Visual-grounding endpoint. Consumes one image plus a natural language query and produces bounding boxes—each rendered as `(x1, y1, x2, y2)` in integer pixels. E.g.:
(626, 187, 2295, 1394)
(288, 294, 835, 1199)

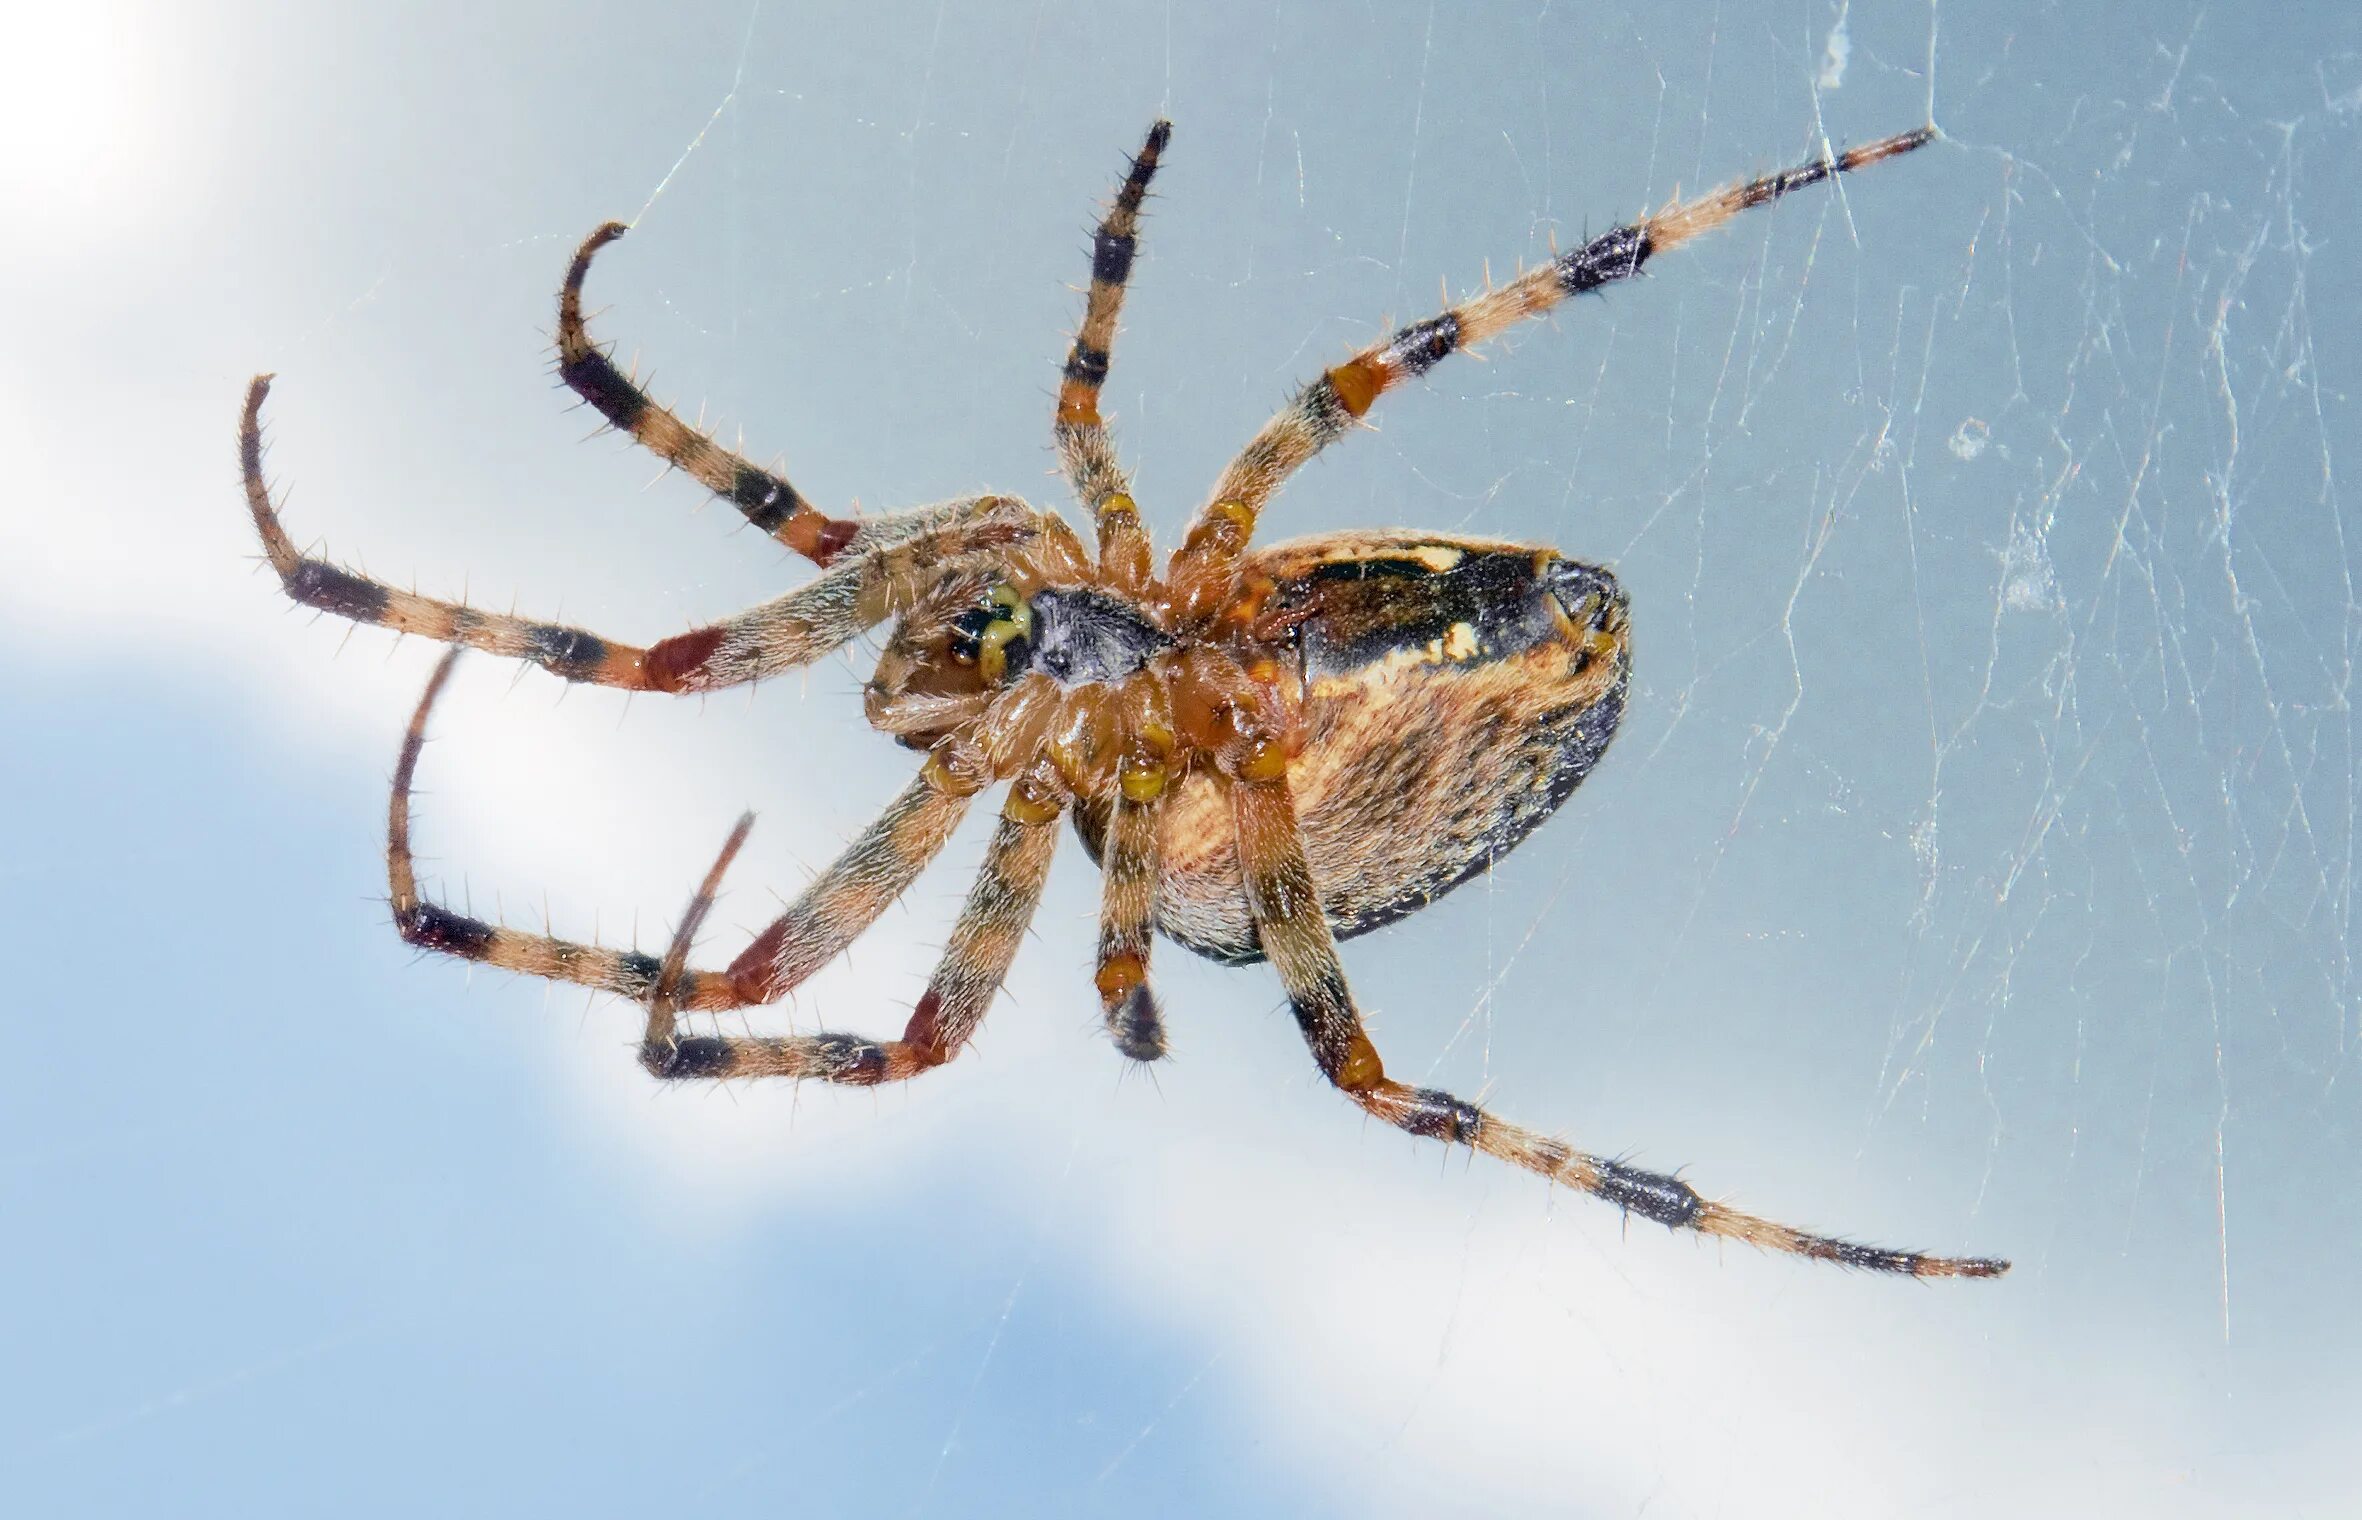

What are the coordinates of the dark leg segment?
(245, 378, 654, 688)
(1174, 128, 1938, 612)
(242, 377, 1032, 692)
(386, 649, 745, 1003)
(704, 767, 975, 1011)
(1054, 120, 1171, 589)
(558, 223, 861, 566)
(644, 781, 1067, 1084)
(1228, 768, 2007, 1280)
(1094, 788, 1168, 1061)
(383, 649, 974, 1022)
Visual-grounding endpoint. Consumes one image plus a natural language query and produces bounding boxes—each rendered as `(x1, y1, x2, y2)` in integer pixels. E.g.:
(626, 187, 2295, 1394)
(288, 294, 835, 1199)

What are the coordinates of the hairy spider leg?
(385, 649, 978, 1017)
(387, 649, 679, 998)
(1094, 786, 1169, 1061)
(243, 377, 1032, 692)
(1228, 768, 2009, 1280)
(648, 806, 756, 1026)
(1170, 127, 1938, 620)
(1055, 119, 1172, 591)
(645, 781, 1068, 1084)
(712, 767, 974, 1010)
(558, 222, 863, 566)
(1087, 668, 1180, 1060)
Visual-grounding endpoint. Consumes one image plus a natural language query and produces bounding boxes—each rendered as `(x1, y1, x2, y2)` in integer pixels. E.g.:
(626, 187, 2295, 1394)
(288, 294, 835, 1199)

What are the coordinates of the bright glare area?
(0, 4, 189, 252)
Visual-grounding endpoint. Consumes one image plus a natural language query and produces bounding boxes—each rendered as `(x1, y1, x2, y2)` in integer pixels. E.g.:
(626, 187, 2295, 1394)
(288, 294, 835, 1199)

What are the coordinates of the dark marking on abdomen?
(1297, 547, 1584, 677)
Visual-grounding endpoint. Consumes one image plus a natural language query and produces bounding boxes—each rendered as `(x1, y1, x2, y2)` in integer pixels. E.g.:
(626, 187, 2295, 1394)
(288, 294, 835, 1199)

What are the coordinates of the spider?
(240, 119, 2006, 1280)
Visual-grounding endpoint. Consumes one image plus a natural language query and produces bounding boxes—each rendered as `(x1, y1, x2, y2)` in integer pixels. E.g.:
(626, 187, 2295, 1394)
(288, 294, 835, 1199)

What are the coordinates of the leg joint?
(1064, 344, 1111, 386)
(814, 1033, 894, 1085)
(1389, 1085, 1486, 1143)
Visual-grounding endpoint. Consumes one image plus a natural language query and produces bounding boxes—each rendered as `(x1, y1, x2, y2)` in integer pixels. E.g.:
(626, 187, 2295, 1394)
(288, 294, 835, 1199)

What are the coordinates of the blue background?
(5, 2, 2357, 1513)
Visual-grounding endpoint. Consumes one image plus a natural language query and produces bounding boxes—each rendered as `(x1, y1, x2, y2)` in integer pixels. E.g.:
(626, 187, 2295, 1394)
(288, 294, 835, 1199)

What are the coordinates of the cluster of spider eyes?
(946, 585, 1033, 683)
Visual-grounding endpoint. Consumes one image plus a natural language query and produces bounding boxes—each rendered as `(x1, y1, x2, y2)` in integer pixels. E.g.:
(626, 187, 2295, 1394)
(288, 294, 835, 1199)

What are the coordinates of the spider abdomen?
(1078, 531, 1630, 964)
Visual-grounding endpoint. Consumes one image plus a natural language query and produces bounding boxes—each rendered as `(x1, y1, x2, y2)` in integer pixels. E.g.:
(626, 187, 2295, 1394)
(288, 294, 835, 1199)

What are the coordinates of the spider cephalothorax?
(863, 506, 1634, 973)
(242, 119, 2006, 1279)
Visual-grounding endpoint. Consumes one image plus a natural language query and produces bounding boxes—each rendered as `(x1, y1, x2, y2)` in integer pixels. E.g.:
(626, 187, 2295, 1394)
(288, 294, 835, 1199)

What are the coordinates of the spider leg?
(243, 377, 1033, 691)
(705, 763, 975, 1010)
(387, 650, 722, 1000)
(644, 776, 1068, 1084)
(1227, 766, 2008, 1280)
(1054, 120, 1171, 590)
(1094, 785, 1169, 1061)
(1170, 128, 1937, 616)
(558, 222, 865, 566)
(384, 649, 977, 1014)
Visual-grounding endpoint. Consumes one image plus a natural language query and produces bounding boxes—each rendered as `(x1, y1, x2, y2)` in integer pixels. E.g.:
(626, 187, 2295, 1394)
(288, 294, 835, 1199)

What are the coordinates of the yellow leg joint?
(1095, 952, 1147, 1001)
(1233, 738, 1291, 783)
(1002, 777, 1064, 825)
(1118, 756, 1168, 802)
(1335, 1033, 1385, 1092)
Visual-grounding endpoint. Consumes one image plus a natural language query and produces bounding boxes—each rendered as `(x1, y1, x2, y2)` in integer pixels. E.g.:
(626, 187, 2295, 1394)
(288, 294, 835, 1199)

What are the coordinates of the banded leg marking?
(558, 222, 859, 566)
(1094, 788, 1168, 1062)
(647, 785, 1066, 1084)
(1055, 120, 1170, 434)
(244, 379, 1028, 694)
(1054, 121, 1172, 587)
(1179, 127, 1939, 598)
(244, 377, 660, 689)
(386, 650, 747, 1009)
(707, 767, 975, 1011)
(385, 652, 978, 1029)
(1229, 769, 2006, 1280)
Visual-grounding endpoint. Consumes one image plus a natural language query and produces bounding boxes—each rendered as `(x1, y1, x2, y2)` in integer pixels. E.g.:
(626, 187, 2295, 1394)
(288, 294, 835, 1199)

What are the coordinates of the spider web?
(656, 7, 2356, 1511)
(4, 1, 2356, 1514)
(566, 7, 2360, 1506)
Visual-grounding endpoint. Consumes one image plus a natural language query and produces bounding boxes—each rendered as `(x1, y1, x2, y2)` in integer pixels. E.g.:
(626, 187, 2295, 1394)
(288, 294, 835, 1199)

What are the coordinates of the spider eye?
(947, 606, 996, 664)
(946, 584, 1034, 683)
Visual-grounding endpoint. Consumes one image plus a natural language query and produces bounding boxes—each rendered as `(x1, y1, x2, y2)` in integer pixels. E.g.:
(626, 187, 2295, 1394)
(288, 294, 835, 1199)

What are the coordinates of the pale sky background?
(5, 1, 2359, 1515)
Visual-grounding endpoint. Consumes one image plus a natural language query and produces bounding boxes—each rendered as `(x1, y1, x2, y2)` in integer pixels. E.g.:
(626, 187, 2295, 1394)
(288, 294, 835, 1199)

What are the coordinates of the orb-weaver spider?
(240, 119, 2005, 1279)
